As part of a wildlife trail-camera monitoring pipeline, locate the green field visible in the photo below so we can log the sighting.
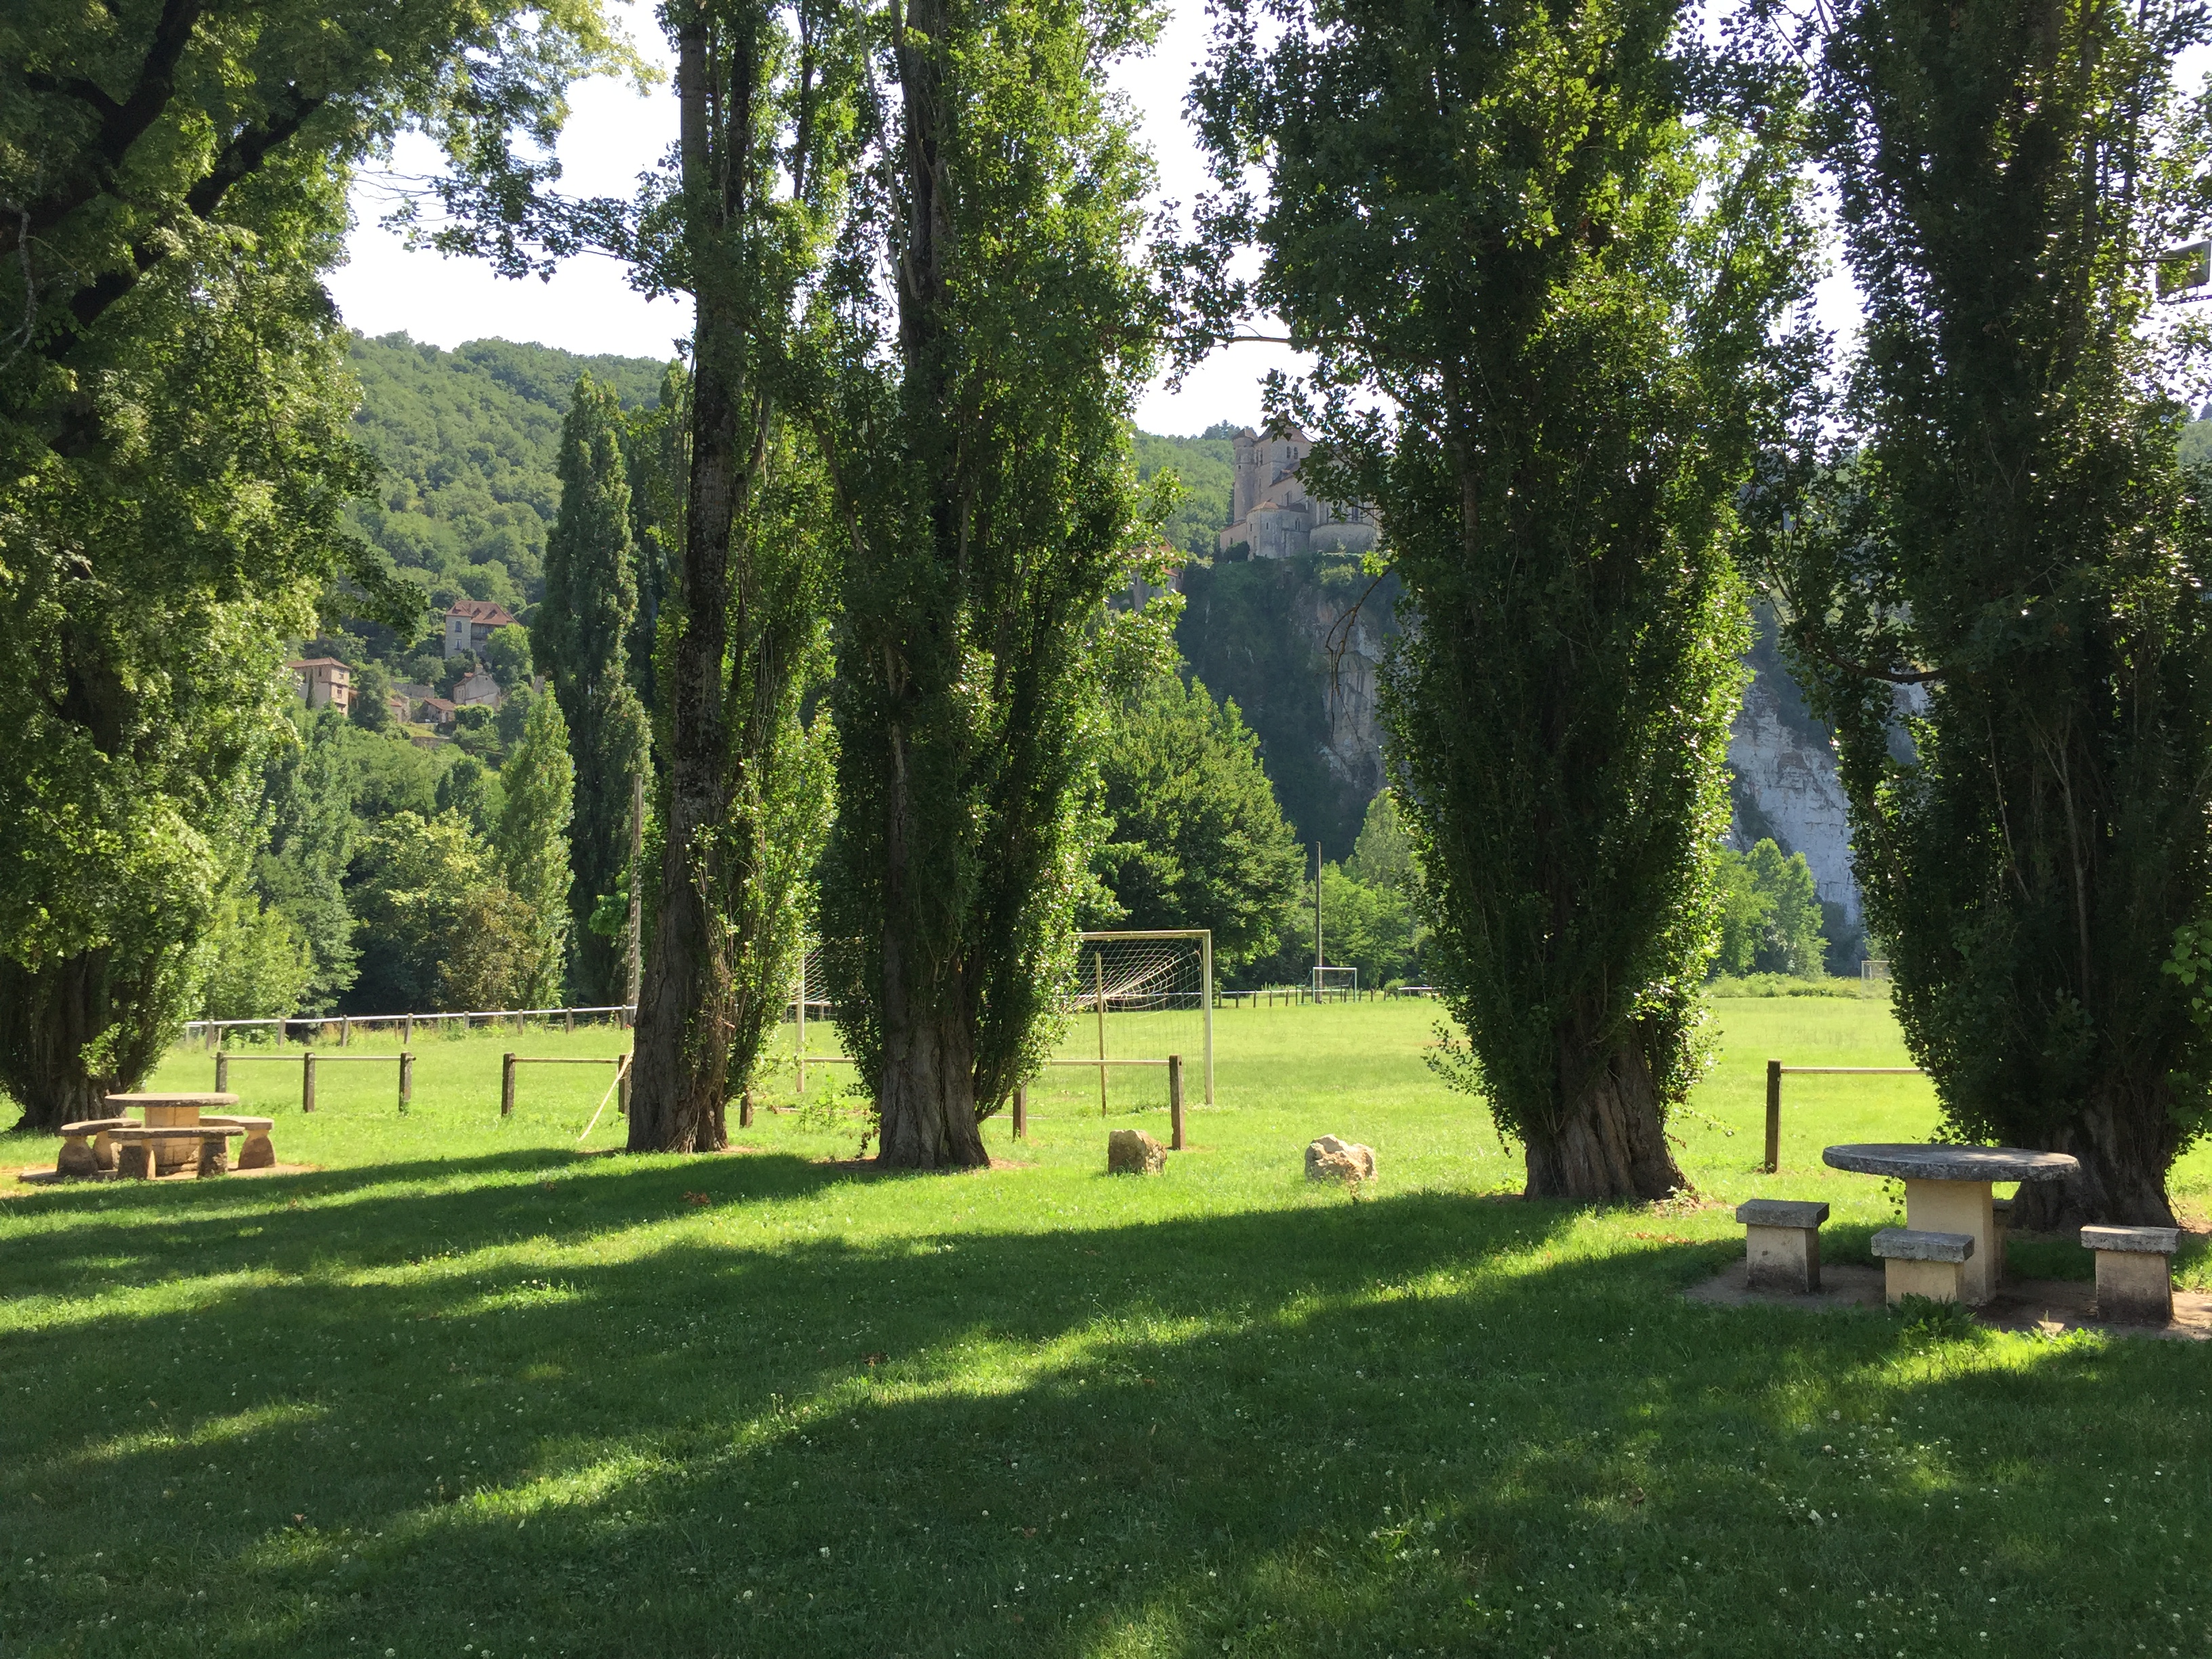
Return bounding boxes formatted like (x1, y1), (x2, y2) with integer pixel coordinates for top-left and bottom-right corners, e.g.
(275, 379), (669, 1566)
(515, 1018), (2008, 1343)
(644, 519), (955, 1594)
(3, 998), (2209, 1657)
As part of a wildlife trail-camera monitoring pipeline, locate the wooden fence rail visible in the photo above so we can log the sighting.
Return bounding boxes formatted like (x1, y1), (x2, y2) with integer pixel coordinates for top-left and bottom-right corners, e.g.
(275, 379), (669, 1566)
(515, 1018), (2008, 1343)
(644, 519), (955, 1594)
(1763, 1060), (1927, 1173)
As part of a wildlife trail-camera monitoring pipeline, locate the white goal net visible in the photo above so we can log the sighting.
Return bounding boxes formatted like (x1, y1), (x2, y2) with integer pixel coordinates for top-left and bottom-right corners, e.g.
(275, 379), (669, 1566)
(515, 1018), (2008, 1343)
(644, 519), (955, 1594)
(1047, 930), (1213, 1113)
(776, 931), (1212, 1113)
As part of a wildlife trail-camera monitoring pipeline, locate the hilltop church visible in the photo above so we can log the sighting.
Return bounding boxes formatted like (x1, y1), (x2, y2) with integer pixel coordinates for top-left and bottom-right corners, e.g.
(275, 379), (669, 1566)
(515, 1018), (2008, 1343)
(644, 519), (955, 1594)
(1216, 425), (1380, 560)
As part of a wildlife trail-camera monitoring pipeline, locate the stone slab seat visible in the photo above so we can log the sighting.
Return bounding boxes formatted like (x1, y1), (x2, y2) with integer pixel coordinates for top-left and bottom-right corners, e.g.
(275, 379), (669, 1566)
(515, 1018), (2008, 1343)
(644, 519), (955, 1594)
(1870, 1227), (1975, 1305)
(2081, 1225), (2181, 1325)
(106, 1124), (245, 1180)
(195, 1115), (276, 1170)
(1735, 1198), (1830, 1293)
(55, 1118), (135, 1177)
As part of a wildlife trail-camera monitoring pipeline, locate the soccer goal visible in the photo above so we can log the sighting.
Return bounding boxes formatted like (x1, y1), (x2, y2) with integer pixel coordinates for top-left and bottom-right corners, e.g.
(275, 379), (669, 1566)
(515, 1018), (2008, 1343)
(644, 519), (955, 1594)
(1056, 930), (1214, 1111)
(1860, 956), (1891, 997)
(779, 932), (1213, 1111)
(1311, 964), (1358, 1002)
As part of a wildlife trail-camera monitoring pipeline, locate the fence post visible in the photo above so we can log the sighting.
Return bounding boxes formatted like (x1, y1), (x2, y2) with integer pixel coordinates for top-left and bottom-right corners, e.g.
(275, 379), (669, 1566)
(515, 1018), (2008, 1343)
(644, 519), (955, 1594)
(1012, 1084), (1027, 1141)
(340, 1015), (351, 1048)
(1168, 1055), (1185, 1151)
(1764, 1059), (1782, 1174)
(302, 1052), (316, 1114)
(501, 1052), (516, 1118)
(214, 1051), (228, 1093)
(565, 1007), (575, 1036)
(399, 1049), (414, 1114)
(617, 1055), (632, 1118)
(403, 1012), (413, 1046)
(739, 1089), (753, 1129)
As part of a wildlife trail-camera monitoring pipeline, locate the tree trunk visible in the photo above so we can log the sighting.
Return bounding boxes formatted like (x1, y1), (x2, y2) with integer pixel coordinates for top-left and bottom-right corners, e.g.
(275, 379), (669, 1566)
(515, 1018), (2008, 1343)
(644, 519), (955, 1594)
(0, 952), (130, 1134)
(2007, 1077), (2178, 1230)
(872, 742), (987, 1168)
(1522, 1021), (1687, 1201)
(629, 14), (742, 1154)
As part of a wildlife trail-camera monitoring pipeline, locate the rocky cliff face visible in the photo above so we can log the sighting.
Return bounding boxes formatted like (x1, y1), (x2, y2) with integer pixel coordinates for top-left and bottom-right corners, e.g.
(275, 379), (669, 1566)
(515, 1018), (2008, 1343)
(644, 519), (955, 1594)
(1727, 644), (1862, 933)
(1178, 560), (1864, 941)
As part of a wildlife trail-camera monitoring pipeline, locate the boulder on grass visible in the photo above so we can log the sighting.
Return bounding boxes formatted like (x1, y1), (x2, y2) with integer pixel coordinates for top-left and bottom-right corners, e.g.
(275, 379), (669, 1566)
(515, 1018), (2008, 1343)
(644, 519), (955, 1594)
(1107, 1129), (1167, 1175)
(1305, 1134), (1376, 1184)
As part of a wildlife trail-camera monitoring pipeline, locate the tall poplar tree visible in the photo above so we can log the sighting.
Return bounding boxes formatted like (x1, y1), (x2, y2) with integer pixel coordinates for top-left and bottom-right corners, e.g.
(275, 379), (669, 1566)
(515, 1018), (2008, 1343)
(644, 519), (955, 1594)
(815, 0), (1168, 1167)
(495, 689), (577, 1006)
(621, 0), (853, 1151)
(538, 371), (651, 1004)
(1195, 0), (1814, 1197)
(1753, 0), (2212, 1226)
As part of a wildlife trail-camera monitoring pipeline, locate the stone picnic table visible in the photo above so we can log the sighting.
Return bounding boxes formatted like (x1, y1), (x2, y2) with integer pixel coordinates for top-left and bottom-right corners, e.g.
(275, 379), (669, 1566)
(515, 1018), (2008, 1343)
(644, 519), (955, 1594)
(56, 1094), (276, 1180)
(1822, 1142), (2079, 1305)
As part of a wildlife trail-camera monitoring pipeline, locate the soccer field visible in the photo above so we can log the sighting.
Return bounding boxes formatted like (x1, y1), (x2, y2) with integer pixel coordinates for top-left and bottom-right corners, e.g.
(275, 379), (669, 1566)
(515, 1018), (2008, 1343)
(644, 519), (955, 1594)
(2, 998), (2207, 1657)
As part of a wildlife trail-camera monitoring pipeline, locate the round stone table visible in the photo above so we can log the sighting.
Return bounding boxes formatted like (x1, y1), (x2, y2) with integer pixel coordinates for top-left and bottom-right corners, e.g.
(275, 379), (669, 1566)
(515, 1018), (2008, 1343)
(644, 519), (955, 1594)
(1823, 1143), (2078, 1305)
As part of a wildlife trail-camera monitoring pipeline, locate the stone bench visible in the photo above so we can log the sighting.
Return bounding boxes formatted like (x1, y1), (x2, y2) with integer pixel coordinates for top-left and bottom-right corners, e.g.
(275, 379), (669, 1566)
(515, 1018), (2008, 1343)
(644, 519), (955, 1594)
(197, 1115), (276, 1170)
(1735, 1198), (1830, 1292)
(2081, 1226), (2180, 1324)
(1870, 1227), (1975, 1304)
(56, 1118), (136, 1177)
(107, 1125), (244, 1180)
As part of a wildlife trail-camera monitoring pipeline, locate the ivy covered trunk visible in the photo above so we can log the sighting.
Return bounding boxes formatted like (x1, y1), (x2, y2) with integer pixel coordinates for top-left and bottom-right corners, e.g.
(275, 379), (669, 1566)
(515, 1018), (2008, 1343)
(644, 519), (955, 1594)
(628, 13), (745, 1155)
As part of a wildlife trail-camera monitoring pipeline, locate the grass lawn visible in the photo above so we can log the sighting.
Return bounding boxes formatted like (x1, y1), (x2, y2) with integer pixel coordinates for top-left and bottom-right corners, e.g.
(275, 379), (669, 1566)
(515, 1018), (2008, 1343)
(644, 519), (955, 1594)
(3, 996), (2209, 1658)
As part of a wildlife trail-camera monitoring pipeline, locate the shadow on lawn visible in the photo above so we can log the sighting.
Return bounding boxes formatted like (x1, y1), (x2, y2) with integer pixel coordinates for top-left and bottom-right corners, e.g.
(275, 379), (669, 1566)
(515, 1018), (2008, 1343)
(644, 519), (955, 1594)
(5, 1176), (2210, 1659)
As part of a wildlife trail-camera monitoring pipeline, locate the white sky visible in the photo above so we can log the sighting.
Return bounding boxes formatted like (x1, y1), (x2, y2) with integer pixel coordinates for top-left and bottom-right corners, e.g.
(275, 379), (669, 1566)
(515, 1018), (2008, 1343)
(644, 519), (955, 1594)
(327, 1), (1864, 436)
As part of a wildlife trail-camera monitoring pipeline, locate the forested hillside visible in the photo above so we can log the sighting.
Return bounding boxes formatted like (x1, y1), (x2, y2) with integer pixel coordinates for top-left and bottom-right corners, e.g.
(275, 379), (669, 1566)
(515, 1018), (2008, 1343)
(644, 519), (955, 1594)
(345, 333), (669, 615)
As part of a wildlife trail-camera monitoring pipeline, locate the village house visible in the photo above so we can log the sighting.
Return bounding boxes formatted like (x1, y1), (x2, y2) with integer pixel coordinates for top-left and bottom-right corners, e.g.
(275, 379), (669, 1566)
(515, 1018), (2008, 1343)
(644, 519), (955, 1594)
(452, 669), (501, 708)
(443, 598), (516, 659)
(287, 657), (352, 714)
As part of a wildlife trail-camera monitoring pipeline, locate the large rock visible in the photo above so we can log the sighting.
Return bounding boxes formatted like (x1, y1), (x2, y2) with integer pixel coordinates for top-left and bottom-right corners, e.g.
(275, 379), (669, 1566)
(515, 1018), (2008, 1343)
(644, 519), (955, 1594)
(1306, 1135), (1376, 1184)
(1107, 1130), (1167, 1176)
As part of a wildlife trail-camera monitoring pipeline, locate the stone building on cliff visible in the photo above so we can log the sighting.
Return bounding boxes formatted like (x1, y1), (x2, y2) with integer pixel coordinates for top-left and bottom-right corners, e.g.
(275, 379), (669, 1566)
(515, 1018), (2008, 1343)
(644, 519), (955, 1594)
(1216, 425), (1380, 560)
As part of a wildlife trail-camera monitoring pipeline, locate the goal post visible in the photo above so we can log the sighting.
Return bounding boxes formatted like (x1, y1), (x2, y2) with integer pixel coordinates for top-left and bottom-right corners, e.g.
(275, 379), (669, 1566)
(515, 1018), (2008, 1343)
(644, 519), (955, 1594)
(781, 930), (1214, 1109)
(1311, 964), (1357, 1002)
(1069, 929), (1213, 1108)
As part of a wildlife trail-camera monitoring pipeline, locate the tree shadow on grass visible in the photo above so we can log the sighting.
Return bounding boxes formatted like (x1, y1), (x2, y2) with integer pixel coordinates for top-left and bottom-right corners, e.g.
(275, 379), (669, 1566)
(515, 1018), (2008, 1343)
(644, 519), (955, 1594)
(5, 1183), (2209, 1659)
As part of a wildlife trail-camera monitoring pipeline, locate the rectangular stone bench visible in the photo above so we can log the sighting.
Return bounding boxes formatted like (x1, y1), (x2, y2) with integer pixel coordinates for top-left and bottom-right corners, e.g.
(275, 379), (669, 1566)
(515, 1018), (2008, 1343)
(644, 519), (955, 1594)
(1736, 1198), (1830, 1292)
(1870, 1227), (1974, 1304)
(56, 1118), (135, 1177)
(2081, 1226), (2179, 1324)
(196, 1115), (276, 1170)
(106, 1125), (244, 1180)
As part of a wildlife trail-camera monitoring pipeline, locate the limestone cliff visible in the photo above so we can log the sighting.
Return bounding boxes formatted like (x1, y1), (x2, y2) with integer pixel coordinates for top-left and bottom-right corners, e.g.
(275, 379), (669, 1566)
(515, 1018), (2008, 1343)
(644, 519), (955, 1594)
(1727, 615), (1863, 939)
(1178, 558), (1864, 948)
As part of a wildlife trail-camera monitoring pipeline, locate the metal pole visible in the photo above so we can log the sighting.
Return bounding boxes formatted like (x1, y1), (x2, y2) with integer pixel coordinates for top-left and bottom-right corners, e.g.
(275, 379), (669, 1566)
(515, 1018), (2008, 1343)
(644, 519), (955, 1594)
(1169, 1054), (1185, 1151)
(501, 1052), (516, 1118)
(1313, 842), (1323, 995)
(399, 1049), (413, 1114)
(1200, 930), (1214, 1106)
(1094, 949), (1108, 1117)
(302, 1052), (316, 1114)
(1764, 1059), (1782, 1174)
